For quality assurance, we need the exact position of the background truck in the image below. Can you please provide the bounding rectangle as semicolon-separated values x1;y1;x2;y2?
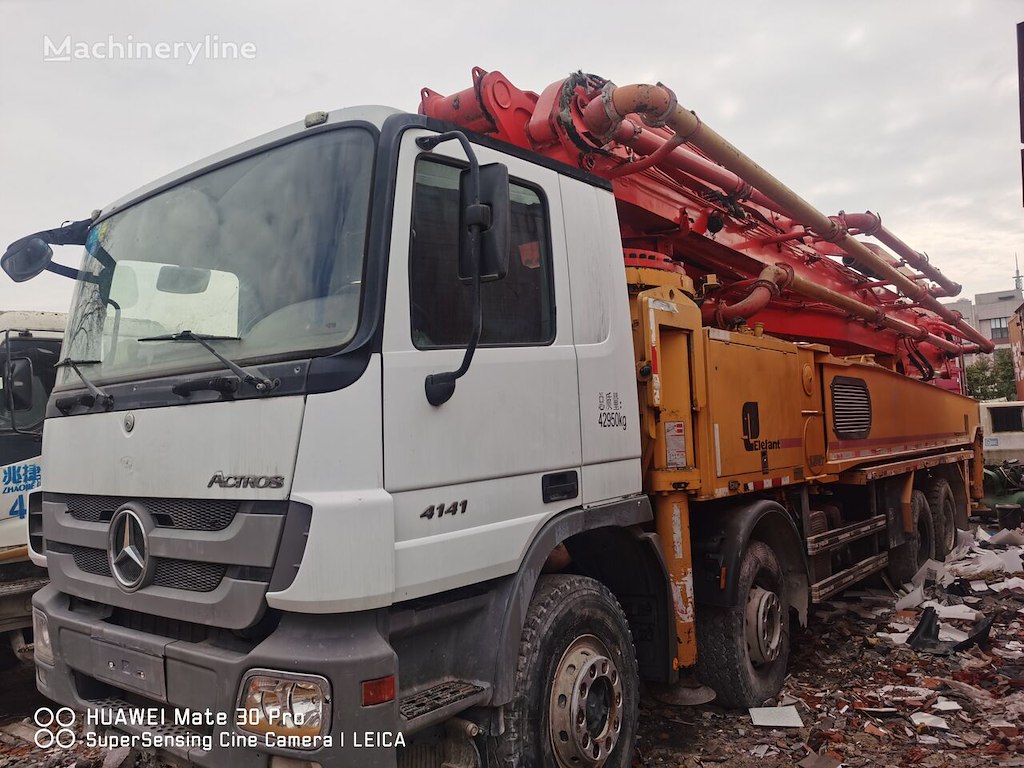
2;69;985;768
0;310;64;668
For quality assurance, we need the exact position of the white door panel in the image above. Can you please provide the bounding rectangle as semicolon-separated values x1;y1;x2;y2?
384;345;580;493
559;178;642;504
383;129;581;595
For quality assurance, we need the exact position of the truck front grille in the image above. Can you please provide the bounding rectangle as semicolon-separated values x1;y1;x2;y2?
71;546;111;577
152;559;226;592
66;545;227;593
64;494;238;531
44;495;306;631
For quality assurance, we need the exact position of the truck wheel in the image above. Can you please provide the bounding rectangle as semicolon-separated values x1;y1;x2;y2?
491;575;638;768
695;541;789;708
887;490;935;584
926;478;957;558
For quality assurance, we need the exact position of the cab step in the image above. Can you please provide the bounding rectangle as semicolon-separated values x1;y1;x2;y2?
810;553;889;602
399;680;489;730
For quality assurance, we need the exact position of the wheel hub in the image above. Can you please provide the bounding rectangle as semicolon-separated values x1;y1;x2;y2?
549;635;623;768
745;586;782;664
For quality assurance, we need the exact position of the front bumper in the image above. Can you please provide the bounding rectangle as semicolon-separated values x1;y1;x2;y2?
34;585;401;768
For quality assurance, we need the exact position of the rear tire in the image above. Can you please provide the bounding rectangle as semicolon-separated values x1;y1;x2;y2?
887;489;935;584
926;478;957;559
695;541;790;708
491;575;639;768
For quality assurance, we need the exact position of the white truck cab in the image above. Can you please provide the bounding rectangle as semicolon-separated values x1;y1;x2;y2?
13;107;648;768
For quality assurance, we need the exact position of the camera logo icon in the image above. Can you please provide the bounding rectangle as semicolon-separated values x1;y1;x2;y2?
33;707;76;749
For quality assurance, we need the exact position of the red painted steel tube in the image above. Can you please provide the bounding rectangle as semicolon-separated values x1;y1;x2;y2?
579;83;992;354
626;131;780;211
702;264;792;326
788;274;963;354
838;212;962;297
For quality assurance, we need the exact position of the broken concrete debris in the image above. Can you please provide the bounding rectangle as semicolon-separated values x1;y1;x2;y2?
623;519;1024;767
636;520;1024;767
749;705;805;728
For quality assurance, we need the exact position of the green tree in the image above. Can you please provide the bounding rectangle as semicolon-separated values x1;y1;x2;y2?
992;348;1018;400
965;349;1017;400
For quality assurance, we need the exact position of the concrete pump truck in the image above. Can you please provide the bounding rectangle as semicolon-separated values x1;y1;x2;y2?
2;68;984;768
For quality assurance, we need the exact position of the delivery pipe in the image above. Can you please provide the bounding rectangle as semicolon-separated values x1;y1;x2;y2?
787;274;964;354
702;264;793;326
838;212;962;297
579;83;992;353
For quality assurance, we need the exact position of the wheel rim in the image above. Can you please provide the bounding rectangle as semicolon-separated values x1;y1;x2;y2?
549;634;623;768
745;585;783;665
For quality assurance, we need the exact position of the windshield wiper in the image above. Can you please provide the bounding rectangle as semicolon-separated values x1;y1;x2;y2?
54;358;114;413
138;330;278;394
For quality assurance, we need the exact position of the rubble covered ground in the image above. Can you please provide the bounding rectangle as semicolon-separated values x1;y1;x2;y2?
4;522;1024;767
636;522;1024;767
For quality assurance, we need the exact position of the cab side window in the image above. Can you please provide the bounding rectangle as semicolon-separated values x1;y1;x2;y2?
409;158;555;348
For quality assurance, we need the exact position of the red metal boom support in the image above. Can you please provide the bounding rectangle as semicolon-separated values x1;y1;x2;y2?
419;69;988;388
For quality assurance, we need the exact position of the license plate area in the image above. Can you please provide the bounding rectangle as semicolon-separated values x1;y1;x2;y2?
90;638;167;700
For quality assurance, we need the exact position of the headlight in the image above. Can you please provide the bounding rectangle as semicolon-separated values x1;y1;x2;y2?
236;670;331;743
33;609;53;665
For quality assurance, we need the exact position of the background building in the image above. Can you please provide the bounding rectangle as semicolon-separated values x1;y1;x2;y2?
942;285;1023;367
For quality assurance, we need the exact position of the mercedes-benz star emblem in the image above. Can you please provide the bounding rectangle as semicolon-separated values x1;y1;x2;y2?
108;508;150;592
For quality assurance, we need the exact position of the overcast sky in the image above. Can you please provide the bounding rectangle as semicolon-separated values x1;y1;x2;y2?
1;0;1021;312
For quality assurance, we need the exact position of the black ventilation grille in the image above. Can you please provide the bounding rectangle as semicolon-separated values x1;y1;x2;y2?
831;376;872;440
63;495;238;531
152;559;226;592
71;545;111;577
65;545;226;592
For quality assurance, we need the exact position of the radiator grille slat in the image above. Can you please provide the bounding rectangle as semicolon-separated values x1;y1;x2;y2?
64;495;237;531
832;377;872;439
67;545;227;592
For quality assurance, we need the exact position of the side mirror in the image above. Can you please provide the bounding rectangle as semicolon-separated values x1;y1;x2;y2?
5;357;35;411
459;163;510;283
1;237;53;283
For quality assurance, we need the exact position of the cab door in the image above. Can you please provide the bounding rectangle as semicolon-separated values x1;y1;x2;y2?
382;128;581;601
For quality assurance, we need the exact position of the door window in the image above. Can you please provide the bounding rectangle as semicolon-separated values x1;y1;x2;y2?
409;158;555;349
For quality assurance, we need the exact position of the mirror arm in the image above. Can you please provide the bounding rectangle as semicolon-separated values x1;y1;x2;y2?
106;299;122;362
417;131;486;407
41;218;93;247
44;262;99;283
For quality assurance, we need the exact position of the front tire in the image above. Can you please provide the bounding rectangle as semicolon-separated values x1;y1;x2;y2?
696;541;790;708
491;575;639;768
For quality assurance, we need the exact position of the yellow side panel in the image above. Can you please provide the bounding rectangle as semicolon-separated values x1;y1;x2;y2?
702;332;816;486
821;360;979;472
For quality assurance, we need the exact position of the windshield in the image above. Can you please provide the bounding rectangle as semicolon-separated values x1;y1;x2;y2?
60;127;375;387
